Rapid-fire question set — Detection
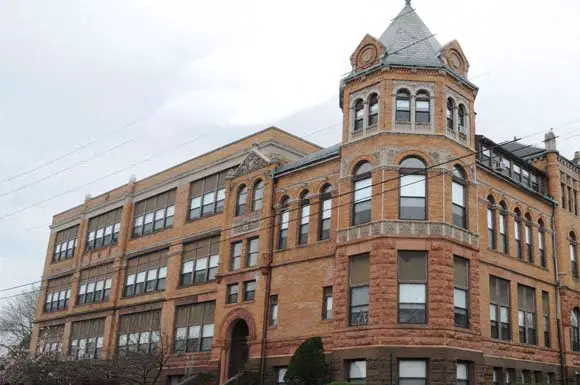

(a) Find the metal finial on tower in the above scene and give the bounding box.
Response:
[405,0,411,5]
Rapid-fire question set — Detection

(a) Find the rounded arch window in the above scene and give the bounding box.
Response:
[298,190,310,245]
[487,195,496,250]
[354,99,364,132]
[538,218,546,267]
[524,213,533,263]
[319,184,333,241]
[352,162,372,225]
[236,185,248,216]
[396,89,411,122]
[571,232,578,279]
[399,156,426,220]
[415,90,430,123]
[572,308,580,352]
[251,180,264,211]
[368,94,379,126]
[458,104,467,131]
[446,98,455,130]
[452,165,467,228]
[498,201,508,253]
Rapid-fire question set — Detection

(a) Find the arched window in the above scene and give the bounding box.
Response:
[572,308,580,352]
[499,201,508,254]
[319,185,332,241]
[538,219,546,268]
[236,185,247,216]
[278,197,289,250]
[251,180,264,211]
[354,99,364,132]
[571,232,578,279]
[452,166,467,228]
[525,213,533,263]
[352,162,372,225]
[400,157,427,220]
[487,196,496,249]
[368,94,379,126]
[514,209,522,259]
[458,104,466,132]
[415,90,430,123]
[298,191,310,245]
[396,89,411,122]
[446,98,455,130]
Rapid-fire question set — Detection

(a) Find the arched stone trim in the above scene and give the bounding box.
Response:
[392,80,435,134]
[393,150,433,168]
[445,86,471,145]
[218,308,258,343]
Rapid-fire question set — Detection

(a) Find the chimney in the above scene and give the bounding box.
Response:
[544,130,557,153]
[574,151,580,165]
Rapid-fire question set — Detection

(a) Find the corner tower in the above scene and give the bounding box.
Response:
[340,0,478,149]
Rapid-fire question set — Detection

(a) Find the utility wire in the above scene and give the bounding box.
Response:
[0,131,549,300]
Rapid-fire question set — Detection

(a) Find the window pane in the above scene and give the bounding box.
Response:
[454,289,467,308]
[400,175,425,197]
[399,284,426,303]
[354,179,372,201]
[349,361,366,378]
[398,251,426,281]
[452,182,465,206]
[399,360,426,377]
[350,254,370,286]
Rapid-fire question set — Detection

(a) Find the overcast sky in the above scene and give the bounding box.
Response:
[1,0,579,296]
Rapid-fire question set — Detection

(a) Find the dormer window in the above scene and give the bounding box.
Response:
[415,91,430,123]
[354,99,364,131]
[368,94,379,126]
[446,98,455,130]
[396,90,411,122]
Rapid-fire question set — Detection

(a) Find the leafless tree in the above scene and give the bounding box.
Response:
[117,332,174,385]
[0,288,39,355]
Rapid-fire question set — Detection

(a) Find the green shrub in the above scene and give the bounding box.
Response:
[284,336,328,385]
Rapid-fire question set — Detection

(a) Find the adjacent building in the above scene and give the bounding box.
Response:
[31,1,580,384]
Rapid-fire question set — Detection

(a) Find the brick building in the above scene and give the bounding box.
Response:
[30,1,580,384]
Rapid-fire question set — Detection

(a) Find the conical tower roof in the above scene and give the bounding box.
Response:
[379,0,443,68]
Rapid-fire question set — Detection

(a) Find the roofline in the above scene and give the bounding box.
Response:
[476,135,547,176]
[274,147,341,177]
[558,153,580,174]
[52,126,322,219]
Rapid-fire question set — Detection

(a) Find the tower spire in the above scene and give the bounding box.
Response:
[405,0,411,5]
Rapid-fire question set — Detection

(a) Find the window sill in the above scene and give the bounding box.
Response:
[51,257,74,265]
[321,318,333,323]
[242,299,255,304]
[268,324,278,329]
[131,226,173,240]
[75,300,110,308]
[187,212,222,223]
[225,302,239,307]
[178,279,217,289]
[84,242,119,255]
[397,323,429,329]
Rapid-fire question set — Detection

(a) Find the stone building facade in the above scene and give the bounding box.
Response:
[30,1,580,384]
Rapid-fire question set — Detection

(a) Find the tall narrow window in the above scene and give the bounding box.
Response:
[278,198,289,249]
[492,368,501,385]
[456,362,469,385]
[542,291,551,348]
[522,169,530,187]
[538,220,546,268]
[226,284,238,304]
[398,251,427,324]
[252,180,264,211]
[368,94,379,126]
[415,91,430,123]
[243,280,256,301]
[514,210,522,259]
[399,157,427,220]
[396,89,411,122]
[236,185,247,216]
[454,257,469,328]
[513,164,522,182]
[499,202,508,254]
[246,237,259,267]
[269,295,278,326]
[354,99,364,131]
[571,232,578,279]
[487,196,496,250]
[452,166,467,228]
[399,360,427,385]
[569,186,574,213]
[350,254,369,326]
[231,242,242,271]
[319,185,332,240]
[447,98,455,130]
[518,284,537,345]
[525,214,533,263]
[572,308,580,352]
[322,286,333,320]
[348,361,366,385]
[458,104,466,132]
[490,276,511,341]
[298,191,310,245]
[352,162,372,225]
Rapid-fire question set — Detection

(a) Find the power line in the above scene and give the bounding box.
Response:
[0,131,548,300]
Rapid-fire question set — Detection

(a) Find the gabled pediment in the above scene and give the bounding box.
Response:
[350,34,385,71]
[440,39,470,78]
[231,145,272,179]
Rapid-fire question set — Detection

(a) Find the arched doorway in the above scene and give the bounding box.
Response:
[228,319,249,378]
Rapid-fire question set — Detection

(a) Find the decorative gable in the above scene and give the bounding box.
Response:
[350,34,385,71]
[231,144,271,179]
[440,40,470,78]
